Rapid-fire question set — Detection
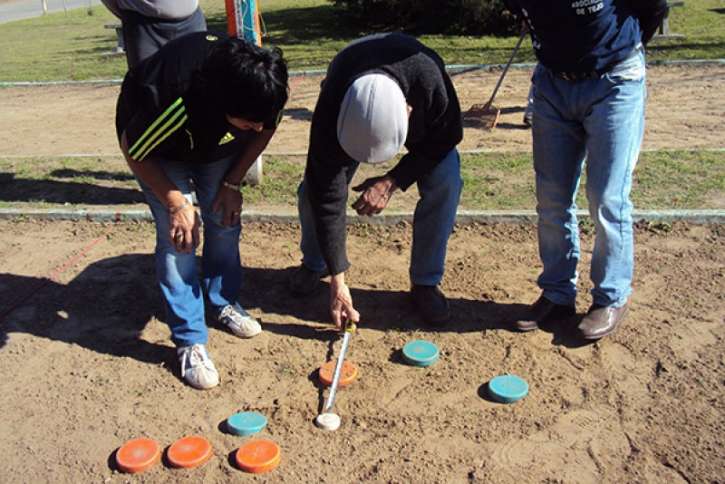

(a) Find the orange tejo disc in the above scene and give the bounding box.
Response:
[235,439,281,473]
[167,435,213,469]
[318,360,358,387]
[115,437,161,474]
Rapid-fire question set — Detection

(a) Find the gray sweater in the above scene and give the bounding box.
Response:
[101,0,198,20]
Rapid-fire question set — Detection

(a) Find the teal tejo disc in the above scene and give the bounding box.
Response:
[488,375,529,403]
[226,411,267,436]
[402,340,439,367]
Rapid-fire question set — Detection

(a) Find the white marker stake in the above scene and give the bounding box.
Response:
[315,323,355,431]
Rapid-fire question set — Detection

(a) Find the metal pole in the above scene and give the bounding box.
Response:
[322,331,352,413]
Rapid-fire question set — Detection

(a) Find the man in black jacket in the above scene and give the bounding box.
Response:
[505,0,669,339]
[289,33,464,328]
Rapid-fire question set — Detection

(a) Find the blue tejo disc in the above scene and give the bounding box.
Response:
[226,411,267,436]
[488,375,529,403]
[402,340,439,367]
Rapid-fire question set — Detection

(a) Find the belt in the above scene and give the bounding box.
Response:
[552,45,642,82]
[555,70,600,82]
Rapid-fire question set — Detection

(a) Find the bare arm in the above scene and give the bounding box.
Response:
[212,128,276,226]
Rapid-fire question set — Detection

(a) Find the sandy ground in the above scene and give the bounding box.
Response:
[0,64,724,158]
[0,220,723,482]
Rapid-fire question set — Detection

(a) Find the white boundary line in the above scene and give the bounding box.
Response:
[1,59,723,88]
[1,148,723,159]
[0,208,722,224]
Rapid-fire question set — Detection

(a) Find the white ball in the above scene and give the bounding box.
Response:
[315,412,341,431]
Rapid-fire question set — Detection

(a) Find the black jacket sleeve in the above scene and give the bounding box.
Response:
[386,71,463,190]
[304,144,358,276]
[630,0,670,45]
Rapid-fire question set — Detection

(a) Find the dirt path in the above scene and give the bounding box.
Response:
[0,64,723,158]
[0,220,722,482]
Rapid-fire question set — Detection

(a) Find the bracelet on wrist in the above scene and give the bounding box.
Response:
[168,199,190,214]
[222,180,241,192]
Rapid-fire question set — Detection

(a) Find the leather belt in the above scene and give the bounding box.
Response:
[553,45,641,82]
[556,70,601,82]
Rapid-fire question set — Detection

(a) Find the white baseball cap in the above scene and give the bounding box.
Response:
[336,73,408,164]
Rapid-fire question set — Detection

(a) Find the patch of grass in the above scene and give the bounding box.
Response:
[632,150,725,208]
[0,0,723,82]
[1,150,722,211]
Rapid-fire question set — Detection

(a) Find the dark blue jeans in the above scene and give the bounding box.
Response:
[297,149,463,286]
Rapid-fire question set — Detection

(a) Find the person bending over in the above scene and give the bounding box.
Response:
[116,32,288,389]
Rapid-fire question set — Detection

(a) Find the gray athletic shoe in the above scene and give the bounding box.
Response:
[218,303,262,338]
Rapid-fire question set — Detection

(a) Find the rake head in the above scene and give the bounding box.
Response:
[464,101,502,130]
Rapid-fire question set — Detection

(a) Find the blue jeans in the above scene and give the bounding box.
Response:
[531,47,646,308]
[298,149,463,286]
[137,156,242,347]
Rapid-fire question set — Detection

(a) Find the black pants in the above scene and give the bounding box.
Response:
[120,7,207,69]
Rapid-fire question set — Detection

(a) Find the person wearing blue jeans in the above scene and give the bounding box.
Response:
[297,147,463,286]
[115,33,288,389]
[137,155,246,347]
[504,0,669,339]
[288,34,464,327]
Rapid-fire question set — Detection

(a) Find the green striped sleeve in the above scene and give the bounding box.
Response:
[128,97,186,161]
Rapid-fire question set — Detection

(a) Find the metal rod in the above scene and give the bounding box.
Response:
[323,330,351,413]
[485,29,528,106]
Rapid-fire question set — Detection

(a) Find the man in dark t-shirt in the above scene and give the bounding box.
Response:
[116,32,288,389]
[504,1,668,339]
[289,33,464,328]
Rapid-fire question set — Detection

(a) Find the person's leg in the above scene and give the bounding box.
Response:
[192,157,243,312]
[290,161,360,295]
[583,49,646,309]
[410,148,463,286]
[297,179,327,273]
[193,156,262,339]
[407,149,462,325]
[531,66,588,308]
[136,162,207,347]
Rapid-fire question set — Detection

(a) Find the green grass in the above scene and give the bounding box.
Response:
[1,150,722,211]
[0,0,723,82]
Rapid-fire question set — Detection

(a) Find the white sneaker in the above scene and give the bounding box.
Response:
[218,303,262,338]
[177,344,219,390]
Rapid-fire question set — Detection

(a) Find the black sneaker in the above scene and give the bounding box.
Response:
[411,285,450,327]
[514,294,575,332]
[288,264,327,296]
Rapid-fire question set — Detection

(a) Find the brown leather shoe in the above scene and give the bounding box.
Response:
[514,295,575,332]
[578,303,628,340]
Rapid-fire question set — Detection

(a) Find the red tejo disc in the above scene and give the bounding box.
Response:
[167,435,213,469]
[115,437,161,474]
[318,360,359,387]
[235,439,281,473]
